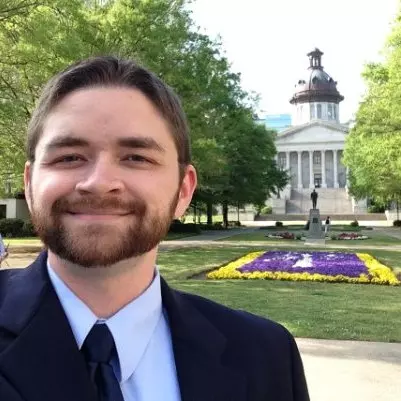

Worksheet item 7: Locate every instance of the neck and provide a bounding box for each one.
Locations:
[48,250,158,318]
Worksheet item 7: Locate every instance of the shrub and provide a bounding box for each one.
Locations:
[0,218,28,237]
[199,222,224,231]
[169,221,201,234]
[296,234,302,240]
[393,220,401,227]
[22,220,36,237]
[330,234,337,240]
[350,220,359,227]
[275,221,284,227]
[228,221,242,227]
[261,206,272,214]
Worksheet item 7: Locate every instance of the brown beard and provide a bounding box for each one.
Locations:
[30,191,179,267]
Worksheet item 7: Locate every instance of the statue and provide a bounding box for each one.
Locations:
[310,189,318,209]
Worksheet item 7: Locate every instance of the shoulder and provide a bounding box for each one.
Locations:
[176,289,294,346]
[0,269,22,304]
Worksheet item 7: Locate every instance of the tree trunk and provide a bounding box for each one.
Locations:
[237,203,240,223]
[193,202,197,224]
[397,199,399,221]
[222,201,228,229]
[206,201,213,225]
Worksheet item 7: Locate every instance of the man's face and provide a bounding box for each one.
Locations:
[24,87,196,267]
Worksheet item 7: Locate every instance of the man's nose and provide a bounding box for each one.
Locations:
[75,157,124,195]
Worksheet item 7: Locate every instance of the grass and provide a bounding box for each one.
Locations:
[260,225,364,232]
[157,245,401,342]
[220,230,401,245]
[5,232,401,342]
[5,232,197,247]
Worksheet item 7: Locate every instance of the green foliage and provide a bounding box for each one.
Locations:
[275,221,283,227]
[0,218,34,237]
[343,7,401,205]
[350,220,359,227]
[0,0,286,216]
[169,220,201,234]
[261,205,273,214]
[393,220,401,227]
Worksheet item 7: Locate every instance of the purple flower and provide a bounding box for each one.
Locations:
[238,251,368,277]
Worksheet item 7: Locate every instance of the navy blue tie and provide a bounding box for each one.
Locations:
[81,324,124,401]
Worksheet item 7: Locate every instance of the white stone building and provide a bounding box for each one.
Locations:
[272,48,367,215]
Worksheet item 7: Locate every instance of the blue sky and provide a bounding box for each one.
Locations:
[190,0,399,122]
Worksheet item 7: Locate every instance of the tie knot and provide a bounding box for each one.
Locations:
[82,324,116,364]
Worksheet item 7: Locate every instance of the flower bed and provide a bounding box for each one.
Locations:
[332,233,369,240]
[265,231,295,240]
[207,251,399,285]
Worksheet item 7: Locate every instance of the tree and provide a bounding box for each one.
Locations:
[0,0,286,217]
[0,0,103,195]
[343,5,401,208]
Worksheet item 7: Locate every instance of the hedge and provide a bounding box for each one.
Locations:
[0,218,36,237]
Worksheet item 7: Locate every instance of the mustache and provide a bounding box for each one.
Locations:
[51,196,146,215]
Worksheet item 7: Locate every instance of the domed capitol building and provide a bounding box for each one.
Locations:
[269,48,368,216]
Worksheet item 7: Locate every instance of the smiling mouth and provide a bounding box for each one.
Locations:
[66,211,131,220]
[68,211,129,215]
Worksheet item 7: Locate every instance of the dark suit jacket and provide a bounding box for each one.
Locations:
[0,251,309,401]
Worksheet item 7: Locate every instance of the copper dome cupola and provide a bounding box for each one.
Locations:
[290,48,344,105]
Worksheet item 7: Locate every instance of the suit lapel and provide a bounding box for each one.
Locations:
[161,279,247,401]
[0,253,247,401]
[0,252,96,401]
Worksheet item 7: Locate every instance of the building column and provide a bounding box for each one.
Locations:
[309,150,314,189]
[321,150,327,188]
[333,149,339,188]
[286,151,290,171]
[297,151,303,189]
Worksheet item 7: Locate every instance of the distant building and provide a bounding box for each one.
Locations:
[271,48,367,215]
[257,114,292,133]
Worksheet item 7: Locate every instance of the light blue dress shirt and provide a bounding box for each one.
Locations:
[47,263,181,401]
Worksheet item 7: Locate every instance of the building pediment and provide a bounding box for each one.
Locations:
[276,120,348,146]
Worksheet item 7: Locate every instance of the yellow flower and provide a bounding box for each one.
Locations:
[357,253,400,286]
[207,251,400,286]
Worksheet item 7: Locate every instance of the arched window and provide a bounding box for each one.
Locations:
[317,104,322,119]
[310,104,316,119]
[328,104,333,119]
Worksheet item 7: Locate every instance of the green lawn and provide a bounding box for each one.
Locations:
[221,230,401,245]
[5,232,196,247]
[157,245,401,342]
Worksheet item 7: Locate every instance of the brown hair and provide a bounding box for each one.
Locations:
[26,56,191,166]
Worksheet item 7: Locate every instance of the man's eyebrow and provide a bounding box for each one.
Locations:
[44,136,89,152]
[43,135,165,153]
[117,137,165,153]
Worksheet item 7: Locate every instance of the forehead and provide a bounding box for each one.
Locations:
[37,87,176,153]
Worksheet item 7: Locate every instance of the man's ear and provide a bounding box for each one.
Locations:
[174,165,197,219]
[24,161,33,212]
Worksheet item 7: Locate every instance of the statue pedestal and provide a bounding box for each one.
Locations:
[305,209,325,245]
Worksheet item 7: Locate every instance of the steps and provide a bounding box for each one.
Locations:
[285,189,353,214]
[255,213,386,221]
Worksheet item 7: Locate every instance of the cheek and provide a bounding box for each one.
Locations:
[31,172,75,203]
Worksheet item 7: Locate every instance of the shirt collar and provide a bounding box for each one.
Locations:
[47,262,163,382]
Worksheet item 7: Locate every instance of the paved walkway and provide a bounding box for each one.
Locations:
[296,338,401,401]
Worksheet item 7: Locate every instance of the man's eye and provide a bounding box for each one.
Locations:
[125,155,150,163]
[55,155,83,163]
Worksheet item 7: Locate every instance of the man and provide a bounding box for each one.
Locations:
[0,233,8,267]
[311,189,318,209]
[325,216,331,234]
[0,56,309,401]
